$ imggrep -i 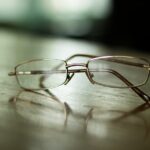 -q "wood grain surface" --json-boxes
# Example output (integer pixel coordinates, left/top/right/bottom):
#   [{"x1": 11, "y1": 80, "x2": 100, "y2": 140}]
[{"x1": 0, "y1": 29, "x2": 150, "y2": 150}]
